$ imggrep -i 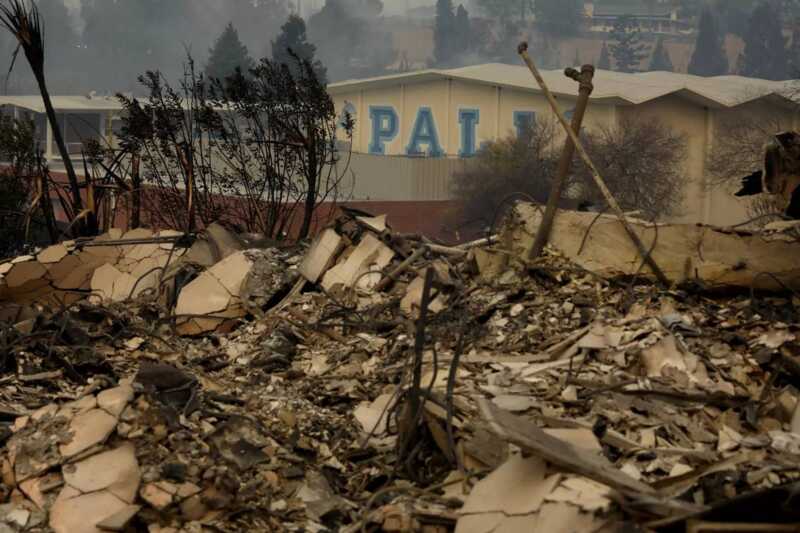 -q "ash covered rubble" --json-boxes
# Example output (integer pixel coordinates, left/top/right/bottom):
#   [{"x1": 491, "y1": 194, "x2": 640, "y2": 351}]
[{"x1": 2, "y1": 207, "x2": 800, "y2": 532}]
